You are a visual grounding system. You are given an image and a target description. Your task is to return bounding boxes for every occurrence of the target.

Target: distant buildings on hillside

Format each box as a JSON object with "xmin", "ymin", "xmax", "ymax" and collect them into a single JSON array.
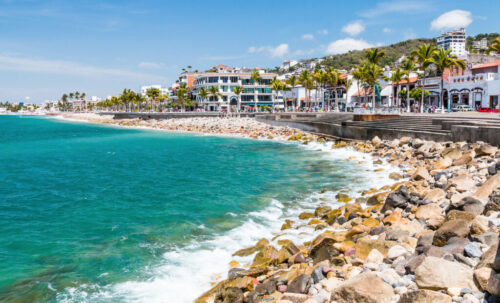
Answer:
[{"xmin": 437, "ymin": 28, "xmax": 467, "ymax": 57}]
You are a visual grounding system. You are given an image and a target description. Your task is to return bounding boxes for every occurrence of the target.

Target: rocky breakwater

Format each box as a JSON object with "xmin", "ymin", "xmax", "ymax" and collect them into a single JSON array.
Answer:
[
  {"xmin": 59, "ymin": 114, "xmax": 303, "ymax": 140},
  {"xmin": 196, "ymin": 136, "xmax": 500, "ymax": 303}
]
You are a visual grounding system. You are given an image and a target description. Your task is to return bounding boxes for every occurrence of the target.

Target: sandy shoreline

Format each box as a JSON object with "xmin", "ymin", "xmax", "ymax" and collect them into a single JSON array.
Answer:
[{"xmin": 47, "ymin": 113, "xmax": 500, "ymax": 303}]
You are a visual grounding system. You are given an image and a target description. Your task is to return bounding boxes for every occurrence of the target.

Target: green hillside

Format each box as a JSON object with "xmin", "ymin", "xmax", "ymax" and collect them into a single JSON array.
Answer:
[{"xmin": 320, "ymin": 38, "xmax": 435, "ymax": 70}]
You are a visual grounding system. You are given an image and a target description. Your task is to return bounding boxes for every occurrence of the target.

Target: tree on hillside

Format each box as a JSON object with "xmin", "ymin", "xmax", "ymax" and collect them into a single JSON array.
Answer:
[
  {"xmin": 365, "ymin": 48, "xmax": 386, "ymax": 65},
  {"xmin": 487, "ymin": 37, "xmax": 500, "ymax": 54}
]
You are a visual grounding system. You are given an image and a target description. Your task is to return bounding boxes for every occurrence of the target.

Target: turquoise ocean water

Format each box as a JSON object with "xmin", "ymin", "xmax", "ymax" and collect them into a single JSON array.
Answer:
[{"xmin": 0, "ymin": 115, "xmax": 392, "ymax": 303}]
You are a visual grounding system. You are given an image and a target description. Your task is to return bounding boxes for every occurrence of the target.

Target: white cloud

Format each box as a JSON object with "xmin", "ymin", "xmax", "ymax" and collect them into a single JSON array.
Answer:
[
  {"xmin": 342, "ymin": 21, "xmax": 365, "ymax": 36},
  {"xmin": 360, "ymin": 0, "xmax": 430, "ymax": 18},
  {"xmin": 326, "ymin": 38, "xmax": 374, "ymax": 55},
  {"xmin": 430, "ymin": 10, "xmax": 472, "ymax": 31},
  {"xmin": 318, "ymin": 29, "xmax": 328, "ymax": 35},
  {"xmin": 248, "ymin": 43, "xmax": 289, "ymax": 58},
  {"xmin": 302, "ymin": 33, "xmax": 314, "ymax": 40},
  {"xmin": 138, "ymin": 61, "xmax": 162, "ymax": 69},
  {"xmin": 0, "ymin": 55, "xmax": 166, "ymax": 81},
  {"xmin": 383, "ymin": 27, "xmax": 392, "ymax": 33}
]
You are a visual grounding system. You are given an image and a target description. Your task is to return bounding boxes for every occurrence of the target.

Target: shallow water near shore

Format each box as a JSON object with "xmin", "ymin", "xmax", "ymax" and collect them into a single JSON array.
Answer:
[{"xmin": 0, "ymin": 115, "xmax": 396, "ymax": 303}]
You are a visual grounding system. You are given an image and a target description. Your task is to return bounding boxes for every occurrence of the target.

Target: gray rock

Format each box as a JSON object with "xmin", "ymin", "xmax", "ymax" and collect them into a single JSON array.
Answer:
[
  {"xmin": 465, "ymin": 242, "xmax": 484, "ymax": 258},
  {"xmin": 454, "ymin": 197, "xmax": 485, "ymax": 216},
  {"xmin": 288, "ymin": 274, "xmax": 312, "ymax": 294},
  {"xmin": 382, "ymin": 186, "xmax": 410, "ymax": 212},
  {"xmin": 473, "ymin": 232, "xmax": 499, "ymax": 247},
  {"xmin": 311, "ymin": 265, "xmax": 325, "ymax": 284},
  {"xmin": 442, "ymin": 237, "xmax": 470, "ymax": 255},
  {"xmin": 386, "ymin": 230, "xmax": 409, "ymax": 242}
]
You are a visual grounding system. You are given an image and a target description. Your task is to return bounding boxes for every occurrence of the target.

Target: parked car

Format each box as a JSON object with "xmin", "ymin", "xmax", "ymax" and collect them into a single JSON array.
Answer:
[
  {"xmin": 453, "ymin": 105, "xmax": 476, "ymax": 112},
  {"xmin": 478, "ymin": 107, "xmax": 500, "ymax": 113},
  {"xmin": 434, "ymin": 108, "xmax": 447, "ymax": 114}
]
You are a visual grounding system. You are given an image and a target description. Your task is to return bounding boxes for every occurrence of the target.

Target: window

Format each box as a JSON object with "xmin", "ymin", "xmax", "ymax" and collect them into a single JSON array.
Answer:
[
  {"xmin": 241, "ymin": 95, "xmax": 254, "ymax": 101},
  {"xmin": 230, "ymin": 77, "xmax": 239, "ymax": 83},
  {"xmin": 244, "ymin": 88, "xmax": 255, "ymax": 93},
  {"xmin": 221, "ymin": 86, "xmax": 228, "ymax": 92},
  {"xmin": 241, "ymin": 79, "xmax": 254, "ymax": 85},
  {"xmin": 208, "ymin": 77, "xmax": 218, "ymax": 83},
  {"xmin": 220, "ymin": 77, "xmax": 228, "ymax": 83}
]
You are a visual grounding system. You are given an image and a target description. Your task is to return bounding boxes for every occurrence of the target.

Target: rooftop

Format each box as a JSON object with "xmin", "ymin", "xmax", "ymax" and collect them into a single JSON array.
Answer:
[{"xmin": 470, "ymin": 59, "xmax": 500, "ymax": 70}]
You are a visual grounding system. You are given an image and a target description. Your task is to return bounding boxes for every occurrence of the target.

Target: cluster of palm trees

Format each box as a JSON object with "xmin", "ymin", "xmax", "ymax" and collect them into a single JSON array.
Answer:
[
  {"xmin": 352, "ymin": 44, "xmax": 465, "ymax": 113},
  {"xmin": 58, "ymin": 91, "xmax": 86, "ymax": 111},
  {"xmin": 392, "ymin": 44, "xmax": 465, "ymax": 112}
]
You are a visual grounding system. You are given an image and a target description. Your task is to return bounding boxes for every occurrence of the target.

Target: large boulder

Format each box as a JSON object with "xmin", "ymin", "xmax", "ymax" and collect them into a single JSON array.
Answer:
[
  {"xmin": 475, "ymin": 144, "xmax": 498, "ymax": 156},
  {"xmin": 433, "ymin": 219, "xmax": 470, "ymax": 246},
  {"xmin": 434, "ymin": 158, "xmax": 452, "ymax": 170},
  {"xmin": 382, "ymin": 186, "xmax": 410, "ymax": 212},
  {"xmin": 412, "ymin": 167, "xmax": 432, "ymax": 182},
  {"xmin": 330, "ymin": 272, "xmax": 394, "ymax": 303},
  {"xmin": 415, "ymin": 203, "xmax": 443, "ymax": 220},
  {"xmin": 473, "ymin": 173, "xmax": 500, "ymax": 203},
  {"xmin": 287, "ymin": 274, "xmax": 312, "ymax": 294},
  {"xmin": 309, "ymin": 233, "xmax": 340, "ymax": 264},
  {"xmin": 415, "ymin": 256, "xmax": 476, "ymax": 290},
  {"xmin": 354, "ymin": 237, "xmax": 398, "ymax": 260},
  {"xmin": 449, "ymin": 174, "xmax": 476, "ymax": 192},
  {"xmin": 415, "ymin": 257, "xmax": 476, "ymax": 290},
  {"xmin": 399, "ymin": 289, "xmax": 452, "ymax": 303},
  {"xmin": 214, "ymin": 287, "xmax": 244, "ymax": 303}
]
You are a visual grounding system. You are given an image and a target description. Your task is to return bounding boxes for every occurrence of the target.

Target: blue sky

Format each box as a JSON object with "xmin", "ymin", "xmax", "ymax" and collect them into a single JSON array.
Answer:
[{"xmin": 0, "ymin": 0, "xmax": 498, "ymax": 103}]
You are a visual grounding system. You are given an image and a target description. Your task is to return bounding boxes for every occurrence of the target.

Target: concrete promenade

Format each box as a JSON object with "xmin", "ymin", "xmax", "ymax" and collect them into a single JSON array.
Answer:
[{"xmin": 99, "ymin": 111, "xmax": 500, "ymax": 146}]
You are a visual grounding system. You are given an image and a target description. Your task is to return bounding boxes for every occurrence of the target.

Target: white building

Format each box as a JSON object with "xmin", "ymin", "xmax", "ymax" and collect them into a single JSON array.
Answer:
[
  {"xmin": 444, "ymin": 59, "xmax": 500, "ymax": 109},
  {"xmin": 182, "ymin": 65, "xmax": 277, "ymax": 112},
  {"xmin": 280, "ymin": 60, "xmax": 299, "ymax": 71},
  {"xmin": 472, "ymin": 38, "xmax": 488, "ymax": 51},
  {"xmin": 437, "ymin": 28, "xmax": 467, "ymax": 57},
  {"xmin": 140, "ymin": 85, "xmax": 169, "ymax": 97}
]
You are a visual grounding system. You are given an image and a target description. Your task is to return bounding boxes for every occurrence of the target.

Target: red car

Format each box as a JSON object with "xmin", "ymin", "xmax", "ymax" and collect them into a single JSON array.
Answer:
[{"xmin": 478, "ymin": 107, "xmax": 500, "ymax": 113}]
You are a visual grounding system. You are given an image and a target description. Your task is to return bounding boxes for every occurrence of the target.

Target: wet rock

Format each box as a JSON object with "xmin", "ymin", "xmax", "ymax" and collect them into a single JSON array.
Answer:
[
  {"xmin": 382, "ymin": 186, "xmax": 410, "ymax": 212},
  {"xmin": 433, "ymin": 219, "xmax": 470, "ymax": 246},
  {"xmin": 399, "ymin": 289, "xmax": 452, "ymax": 303},
  {"xmin": 415, "ymin": 256, "xmax": 476, "ymax": 290},
  {"xmin": 252, "ymin": 245, "xmax": 278, "ymax": 268},
  {"xmin": 233, "ymin": 238, "xmax": 269, "ymax": 257},
  {"xmin": 330, "ymin": 272, "xmax": 394, "ymax": 303},
  {"xmin": 309, "ymin": 233, "xmax": 341, "ymax": 264},
  {"xmin": 288, "ymin": 274, "xmax": 312, "ymax": 294},
  {"xmin": 389, "ymin": 172, "xmax": 403, "ymax": 180},
  {"xmin": 214, "ymin": 287, "xmax": 244, "ymax": 303}
]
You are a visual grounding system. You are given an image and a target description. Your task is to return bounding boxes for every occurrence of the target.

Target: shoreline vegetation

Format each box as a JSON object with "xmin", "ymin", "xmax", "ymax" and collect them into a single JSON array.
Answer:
[{"xmin": 47, "ymin": 114, "xmax": 500, "ymax": 302}]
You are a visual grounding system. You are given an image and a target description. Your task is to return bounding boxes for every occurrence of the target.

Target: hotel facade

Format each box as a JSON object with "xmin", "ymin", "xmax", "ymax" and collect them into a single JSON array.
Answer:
[{"xmin": 179, "ymin": 65, "xmax": 277, "ymax": 112}]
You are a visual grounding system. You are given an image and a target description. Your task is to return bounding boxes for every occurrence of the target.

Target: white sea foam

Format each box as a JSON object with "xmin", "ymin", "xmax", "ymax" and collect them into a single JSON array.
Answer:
[{"xmin": 57, "ymin": 140, "xmax": 402, "ymax": 303}]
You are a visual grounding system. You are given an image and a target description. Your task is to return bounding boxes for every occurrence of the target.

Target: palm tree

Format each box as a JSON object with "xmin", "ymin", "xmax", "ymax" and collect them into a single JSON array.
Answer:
[
  {"xmin": 233, "ymin": 86, "xmax": 243, "ymax": 112},
  {"xmin": 364, "ymin": 63, "xmax": 386, "ymax": 108},
  {"xmin": 342, "ymin": 78, "xmax": 352, "ymax": 112},
  {"xmin": 208, "ymin": 85, "xmax": 222, "ymax": 111},
  {"xmin": 400, "ymin": 58, "xmax": 416, "ymax": 112},
  {"xmin": 174, "ymin": 83, "xmax": 193, "ymax": 111},
  {"xmin": 250, "ymin": 71, "xmax": 262, "ymax": 112},
  {"xmin": 314, "ymin": 69, "xmax": 327, "ymax": 110},
  {"xmin": 352, "ymin": 66, "xmax": 364, "ymax": 107},
  {"xmin": 286, "ymin": 75, "xmax": 298, "ymax": 109},
  {"xmin": 299, "ymin": 70, "xmax": 315, "ymax": 109},
  {"xmin": 389, "ymin": 68, "xmax": 405, "ymax": 108},
  {"xmin": 198, "ymin": 87, "xmax": 209, "ymax": 107},
  {"xmin": 270, "ymin": 77, "xmax": 282, "ymax": 113},
  {"xmin": 411, "ymin": 43, "xmax": 437, "ymax": 112},
  {"xmin": 487, "ymin": 37, "xmax": 500, "ymax": 54},
  {"xmin": 365, "ymin": 48, "xmax": 386, "ymax": 65},
  {"xmin": 146, "ymin": 87, "xmax": 161, "ymax": 112},
  {"xmin": 326, "ymin": 67, "xmax": 340, "ymax": 111},
  {"xmin": 433, "ymin": 48, "xmax": 466, "ymax": 112}
]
